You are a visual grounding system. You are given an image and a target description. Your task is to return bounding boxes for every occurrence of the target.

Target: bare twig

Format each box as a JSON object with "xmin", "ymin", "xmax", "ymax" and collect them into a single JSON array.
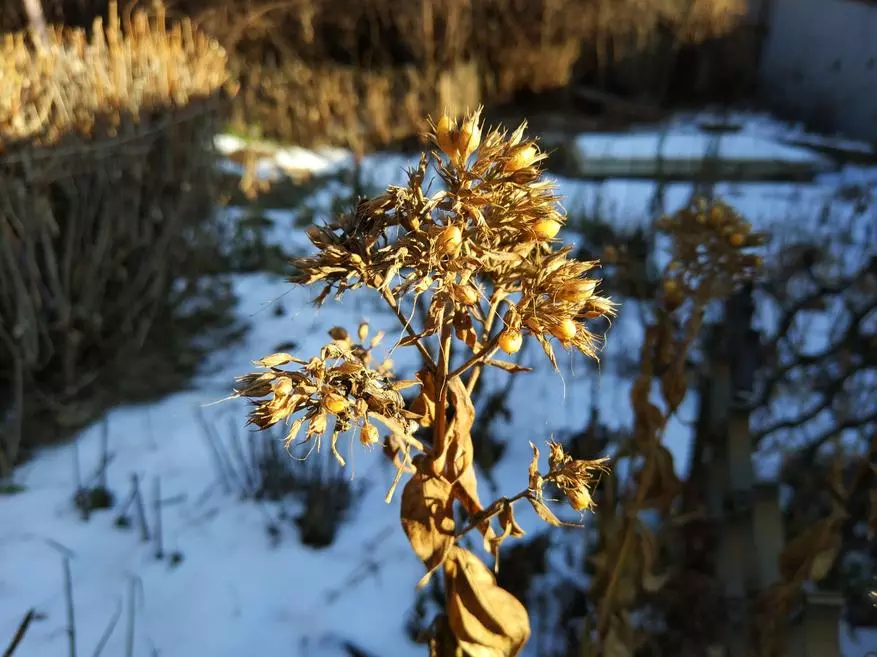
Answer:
[
  {"xmin": 62, "ymin": 556, "xmax": 76, "ymax": 657},
  {"xmin": 2, "ymin": 609, "xmax": 35, "ymax": 657}
]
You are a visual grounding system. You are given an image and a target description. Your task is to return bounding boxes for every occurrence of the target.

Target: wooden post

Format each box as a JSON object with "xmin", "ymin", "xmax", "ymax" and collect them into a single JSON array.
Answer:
[{"xmin": 700, "ymin": 283, "xmax": 766, "ymax": 657}]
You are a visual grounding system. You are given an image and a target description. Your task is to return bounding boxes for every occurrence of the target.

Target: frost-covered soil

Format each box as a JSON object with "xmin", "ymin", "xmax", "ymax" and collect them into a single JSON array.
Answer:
[{"xmin": 2, "ymin": 113, "xmax": 876, "ymax": 657}]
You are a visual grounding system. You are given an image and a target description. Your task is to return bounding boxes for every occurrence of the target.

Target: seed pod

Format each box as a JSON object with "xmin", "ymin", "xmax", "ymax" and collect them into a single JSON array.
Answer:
[
  {"xmin": 549, "ymin": 318, "xmax": 577, "ymax": 342},
  {"xmin": 498, "ymin": 329, "xmax": 523, "ymax": 354},
  {"xmin": 437, "ymin": 225, "xmax": 463, "ymax": 255},
  {"xmin": 456, "ymin": 112, "xmax": 482, "ymax": 161},
  {"xmin": 503, "ymin": 143, "xmax": 538, "ymax": 173},
  {"xmin": 451, "ymin": 284, "xmax": 479, "ymax": 306},
  {"xmin": 323, "ymin": 391, "xmax": 348, "ymax": 414},
  {"xmin": 557, "ymin": 279, "xmax": 597, "ymax": 304},
  {"xmin": 435, "ymin": 115, "xmax": 457, "ymax": 158},
  {"xmin": 360, "ymin": 422, "xmax": 380, "ymax": 447},
  {"xmin": 533, "ymin": 219, "xmax": 562, "ymax": 241}
]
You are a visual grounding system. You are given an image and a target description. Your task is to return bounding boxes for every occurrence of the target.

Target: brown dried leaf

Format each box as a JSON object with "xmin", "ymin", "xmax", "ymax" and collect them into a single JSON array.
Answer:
[
  {"xmin": 660, "ymin": 359, "xmax": 687, "ymax": 412},
  {"xmin": 779, "ymin": 515, "xmax": 842, "ymax": 582},
  {"xmin": 488, "ymin": 502, "xmax": 527, "ymax": 568},
  {"xmin": 401, "ymin": 468, "xmax": 455, "ymax": 587},
  {"xmin": 527, "ymin": 495, "xmax": 563, "ymax": 527},
  {"xmin": 399, "ymin": 333, "xmax": 426, "ymax": 347},
  {"xmin": 445, "ymin": 547, "xmax": 531, "ymax": 657},
  {"xmin": 484, "ymin": 359, "xmax": 533, "ymax": 374},
  {"xmin": 392, "ymin": 379, "xmax": 421, "ymax": 392},
  {"xmin": 253, "ymin": 353, "xmax": 298, "ymax": 368},
  {"xmin": 809, "ymin": 532, "xmax": 842, "ymax": 582},
  {"xmin": 446, "ymin": 377, "xmax": 475, "ymax": 482},
  {"xmin": 410, "ymin": 369, "xmax": 437, "ymax": 427}
]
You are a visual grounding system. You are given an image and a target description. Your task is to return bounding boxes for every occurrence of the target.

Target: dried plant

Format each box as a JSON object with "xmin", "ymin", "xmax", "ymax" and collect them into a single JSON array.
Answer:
[
  {"xmin": 0, "ymin": 1, "xmax": 236, "ymax": 478},
  {"xmin": 235, "ymin": 109, "xmax": 616, "ymax": 655},
  {"xmin": 585, "ymin": 198, "xmax": 767, "ymax": 655}
]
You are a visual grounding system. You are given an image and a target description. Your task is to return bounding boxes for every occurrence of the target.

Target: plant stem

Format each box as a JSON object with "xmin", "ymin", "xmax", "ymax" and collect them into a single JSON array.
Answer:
[
  {"xmin": 466, "ymin": 291, "xmax": 506, "ymax": 394},
  {"xmin": 380, "ymin": 288, "xmax": 436, "ymax": 371},
  {"xmin": 432, "ymin": 319, "xmax": 453, "ymax": 472},
  {"xmin": 449, "ymin": 333, "xmax": 500, "ymax": 380},
  {"xmin": 454, "ymin": 489, "xmax": 530, "ymax": 538}
]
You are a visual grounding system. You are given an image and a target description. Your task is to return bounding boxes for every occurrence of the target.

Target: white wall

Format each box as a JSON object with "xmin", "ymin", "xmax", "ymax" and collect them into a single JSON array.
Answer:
[{"xmin": 755, "ymin": 0, "xmax": 877, "ymax": 140}]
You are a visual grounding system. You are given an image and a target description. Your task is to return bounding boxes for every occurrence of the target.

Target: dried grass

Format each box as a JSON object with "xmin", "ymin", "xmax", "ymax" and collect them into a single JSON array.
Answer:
[{"xmin": 0, "ymin": 2, "xmax": 234, "ymax": 476}]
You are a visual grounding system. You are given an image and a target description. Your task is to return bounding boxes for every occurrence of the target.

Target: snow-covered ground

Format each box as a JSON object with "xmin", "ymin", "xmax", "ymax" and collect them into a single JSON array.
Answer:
[{"xmin": 2, "ymin": 114, "xmax": 876, "ymax": 657}]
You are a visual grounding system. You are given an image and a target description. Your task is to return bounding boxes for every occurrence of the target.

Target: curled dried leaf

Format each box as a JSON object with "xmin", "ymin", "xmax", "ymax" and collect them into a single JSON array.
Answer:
[
  {"xmin": 444, "ymin": 546, "xmax": 531, "ymax": 657},
  {"xmin": 401, "ymin": 464, "xmax": 455, "ymax": 588}
]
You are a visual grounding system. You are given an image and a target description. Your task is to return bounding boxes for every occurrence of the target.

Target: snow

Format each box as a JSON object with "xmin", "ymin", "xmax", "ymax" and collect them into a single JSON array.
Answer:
[
  {"xmin": 574, "ymin": 130, "xmax": 834, "ymax": 165},
  {"xmin": 3, "ymin": 113, "xmax": 877, "ymax": 657}
]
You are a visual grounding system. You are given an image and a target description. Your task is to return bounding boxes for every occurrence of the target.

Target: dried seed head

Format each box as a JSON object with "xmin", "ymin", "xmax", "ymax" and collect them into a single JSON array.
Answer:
[
  {"xmin": 556, "ymin": 279, "xmax": 598, "ymax": 304},
  {"xmin": 533, "ymin": 219, "xmax": 562, "ymax": 241},
  {"xmin": 457, "ymin": 111, "xmax": 482, "ymax": 161},
  {"xmin": 360, "ymin": 422, "xmax": 380, "ymax": 447},
  {"xmin": 565, "ymin": 487, "xmax": 595, "ymax": 512},
  {"xmin": 503, "ymin": 143, "xmax": 538, "ymax": 173},
  {"xmin": 437, "ymin": 225, "xmax": 463, "ymax": 255},
  {"xmin": 451, "ymin": 284, "xmax": 479, "ymax": 306},
  {"xmin": 435, "ymin": 114, "xmax": 456, "ymax": 158},
  {"xmin": 498, "ymin": 329, "xmax": 523, "ymax": 354},
  {"xmin": 323, "ymin": 390, "xmax": 349, "ymax": 414},
  {"xmin": 548, "ymin": 318, "xmax": 577, "ymax": 342}
]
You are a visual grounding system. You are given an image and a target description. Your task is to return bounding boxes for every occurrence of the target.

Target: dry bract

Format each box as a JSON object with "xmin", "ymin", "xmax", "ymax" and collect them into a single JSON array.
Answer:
[{"xmin": 238, "ymin": 109, "xmax": 615, "ymax": 656}]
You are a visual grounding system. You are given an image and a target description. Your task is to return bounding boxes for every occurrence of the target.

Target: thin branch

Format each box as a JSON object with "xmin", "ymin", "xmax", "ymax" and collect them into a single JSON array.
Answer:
[
  {"xmin": 380, "ymin": 288, "xmax": 436, "ymax": 371},
  {"xmin": 449, "ymin": 333, "xmax": 500, "ymax": 380}
]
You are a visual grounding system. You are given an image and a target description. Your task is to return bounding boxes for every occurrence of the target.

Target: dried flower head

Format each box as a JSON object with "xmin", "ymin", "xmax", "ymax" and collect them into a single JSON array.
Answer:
[
  {"xmin": 656, "ymin": 199, "xmax": 767, "ymax": 304},
  {"xmin": 237, "ymin": 109, "xmax": 617, "ymax": 657},
  {"xmin": 544, "ymin": 441, "xmax": 609, "ymax": 512},
  {"xmin": 234, "ymin": 325, "xmax": 416, "ymax": 466}
]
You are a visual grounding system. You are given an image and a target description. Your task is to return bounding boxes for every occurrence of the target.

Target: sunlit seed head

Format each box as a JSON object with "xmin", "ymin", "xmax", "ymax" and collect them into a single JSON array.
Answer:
[
  {"xmin": 503, "ymin": 143, "xmax": 538, "ymax": 173},
  {"xmin": 548, "ymin": 318, "xmax": 577, "ymax": 342},
  {"xmin": 437, "ymin": 225, "xmax": 463, "ymax": 255},
  {"xmin": 498, "ymin": 329, "xmax": 523, "ymax": 354},
  {"xmin": 323, "ymin": 391, "xmax": 348, "ymax": 414},
  {"xmin": 533, "ymin": 219, "xmax": 562, "ymax": 241},
  {"xmin": 456, "ymin": 111, "xmax": 482, "ymax": 162},
  {"xmin": 360, "ymin": 422, "xmax": 380, "ymax": 447},
  {"xmin": 557, "ymin": 279, "xmax": 598, "ymax": 304},
  {"xmin": 435, "ymin": 114, "xmax": 457, "ymax": 159}
]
